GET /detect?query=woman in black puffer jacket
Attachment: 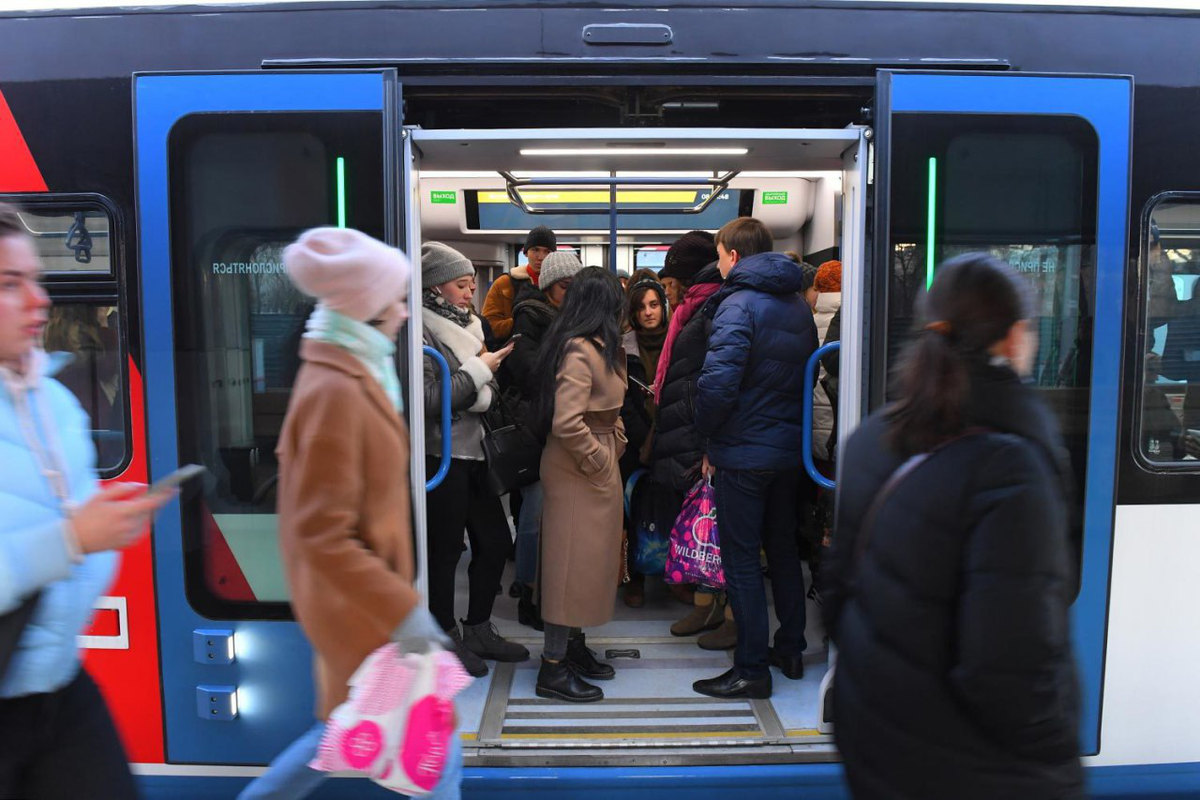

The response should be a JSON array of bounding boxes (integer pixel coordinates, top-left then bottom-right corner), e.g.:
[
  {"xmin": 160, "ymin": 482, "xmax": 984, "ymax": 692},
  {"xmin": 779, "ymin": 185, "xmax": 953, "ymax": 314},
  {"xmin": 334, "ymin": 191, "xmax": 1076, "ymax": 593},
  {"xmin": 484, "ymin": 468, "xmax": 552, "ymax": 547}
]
[{"xmin": 823, "ymin": 254, "xmax": 1082, "ymax": 799}]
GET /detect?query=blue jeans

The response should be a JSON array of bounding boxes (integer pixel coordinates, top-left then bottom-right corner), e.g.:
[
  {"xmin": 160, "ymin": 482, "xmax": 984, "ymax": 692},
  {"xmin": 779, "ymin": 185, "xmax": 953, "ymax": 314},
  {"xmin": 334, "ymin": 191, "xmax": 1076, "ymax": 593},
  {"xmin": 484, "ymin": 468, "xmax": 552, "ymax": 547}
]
[
  {"xmin": 714, "ymin": 467, "xmax": 807, "ymax": 680},
  {"xmin": 238, "ymin": 721, "xmax": 463, "ymax": 800},
  {"xmin": 515, "ymin": 481, "xmax": 543, "ymax": 585}
]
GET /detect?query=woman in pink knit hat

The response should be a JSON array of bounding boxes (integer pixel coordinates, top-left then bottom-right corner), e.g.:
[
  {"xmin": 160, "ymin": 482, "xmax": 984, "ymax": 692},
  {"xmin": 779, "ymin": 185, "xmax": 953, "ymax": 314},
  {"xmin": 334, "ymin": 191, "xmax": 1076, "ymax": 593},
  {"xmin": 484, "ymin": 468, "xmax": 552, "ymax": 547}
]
[{"xmin": 240, "ymin": 228, "xmax": 461, "ymax": 800}]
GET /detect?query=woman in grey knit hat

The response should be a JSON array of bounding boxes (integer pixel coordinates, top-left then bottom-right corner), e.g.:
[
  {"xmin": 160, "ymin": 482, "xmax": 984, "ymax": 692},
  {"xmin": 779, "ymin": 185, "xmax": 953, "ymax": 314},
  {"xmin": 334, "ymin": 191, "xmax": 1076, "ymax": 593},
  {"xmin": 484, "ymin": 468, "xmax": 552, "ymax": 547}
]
[{"xmin": 420, "ymin": 241, "xmax": 529, "ymax": 677}]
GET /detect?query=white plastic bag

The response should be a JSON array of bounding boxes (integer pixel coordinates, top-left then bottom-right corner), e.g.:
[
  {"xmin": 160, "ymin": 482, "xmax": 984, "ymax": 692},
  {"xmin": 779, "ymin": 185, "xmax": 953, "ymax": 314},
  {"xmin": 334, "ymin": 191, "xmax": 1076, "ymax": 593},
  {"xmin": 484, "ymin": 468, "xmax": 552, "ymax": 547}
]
[{"xmin": 310, "ymin": 645, "xmax": 472, "ymax": 795}]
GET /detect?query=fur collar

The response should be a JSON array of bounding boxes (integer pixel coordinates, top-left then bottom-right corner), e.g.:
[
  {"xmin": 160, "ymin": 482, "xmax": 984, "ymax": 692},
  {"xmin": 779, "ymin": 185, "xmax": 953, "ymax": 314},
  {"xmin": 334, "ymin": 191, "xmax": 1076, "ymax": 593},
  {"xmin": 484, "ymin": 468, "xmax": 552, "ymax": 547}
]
[{"xmin": 422, "ymin": 309, "xmax": 484, "ymax": 364}]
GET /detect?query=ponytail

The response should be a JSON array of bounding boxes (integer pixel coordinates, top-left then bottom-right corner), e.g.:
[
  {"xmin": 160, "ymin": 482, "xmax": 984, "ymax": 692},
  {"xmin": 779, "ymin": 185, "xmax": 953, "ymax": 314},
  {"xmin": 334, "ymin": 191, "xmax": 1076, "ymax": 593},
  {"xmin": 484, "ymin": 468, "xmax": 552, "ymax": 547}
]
[{"xmin": 885, "ymin": 253, "xmax": 1030, "ymax": 456}]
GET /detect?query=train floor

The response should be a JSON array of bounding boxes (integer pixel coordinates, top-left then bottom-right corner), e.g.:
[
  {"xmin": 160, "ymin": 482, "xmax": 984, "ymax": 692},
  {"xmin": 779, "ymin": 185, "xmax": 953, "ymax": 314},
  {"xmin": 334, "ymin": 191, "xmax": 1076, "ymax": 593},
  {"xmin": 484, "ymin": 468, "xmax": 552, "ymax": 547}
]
[{"xmin": 449, "ymin": 543, "xmax": 834, "ymax": 765}]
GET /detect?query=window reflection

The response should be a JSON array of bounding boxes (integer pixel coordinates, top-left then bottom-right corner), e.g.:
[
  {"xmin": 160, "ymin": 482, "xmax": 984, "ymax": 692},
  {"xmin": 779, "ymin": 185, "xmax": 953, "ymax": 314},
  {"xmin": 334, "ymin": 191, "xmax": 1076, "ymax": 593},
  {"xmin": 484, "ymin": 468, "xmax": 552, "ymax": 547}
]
[
  {"xmin": 1141, "ymin": 201, "xmax": 1200, "ymax": 464},
  {"xmin": 43, "ymin": 304, "xmax": 126, "ymax": 472}
]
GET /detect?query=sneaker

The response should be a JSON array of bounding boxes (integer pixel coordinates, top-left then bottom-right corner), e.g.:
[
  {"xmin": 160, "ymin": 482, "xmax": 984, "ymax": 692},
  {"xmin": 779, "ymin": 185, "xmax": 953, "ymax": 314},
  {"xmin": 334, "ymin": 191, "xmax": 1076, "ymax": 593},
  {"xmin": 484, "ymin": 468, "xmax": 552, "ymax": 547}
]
[
  {"xmin": 670, "ymin": 595, "xmax": 725, "ymax": 637},
  {"xmin": 697, "ymin": 617, "xmax": 737, "ymax": 651},
  {"xmin": 448, "ymin": 626, "xmax": 488, "ymax": 677},
  {"xmin": 461, "ymin": 619, "xmax": 530, "ymax": 663}
]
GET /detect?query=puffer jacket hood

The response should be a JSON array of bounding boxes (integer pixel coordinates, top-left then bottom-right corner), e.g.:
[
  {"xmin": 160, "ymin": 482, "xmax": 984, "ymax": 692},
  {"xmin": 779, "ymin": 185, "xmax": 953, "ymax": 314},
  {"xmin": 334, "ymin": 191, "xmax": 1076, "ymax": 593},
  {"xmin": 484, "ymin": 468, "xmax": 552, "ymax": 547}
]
[
  {"xmin": 693, "ymin": 252, "xmax": 817, "ymax": 470},
  {"xmin": 715, "ymin": 251, "xmax": 807, "ymax": 300}
]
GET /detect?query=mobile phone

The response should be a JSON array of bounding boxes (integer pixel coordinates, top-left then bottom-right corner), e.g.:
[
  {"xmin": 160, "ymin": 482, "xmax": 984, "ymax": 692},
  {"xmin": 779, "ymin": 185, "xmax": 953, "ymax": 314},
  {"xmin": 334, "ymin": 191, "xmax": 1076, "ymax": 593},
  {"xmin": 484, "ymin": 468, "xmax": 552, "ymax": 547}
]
[
  {"xmin": 629, "ymin": 376, "xmax": 654, "ymax": 396},
  {"xmin": 148, "ymin": 464, "xmax": 206, "ymax": 496},
  {"xmin": 508, "ymin": 334, "xmax": 524, "ymax": 342}
]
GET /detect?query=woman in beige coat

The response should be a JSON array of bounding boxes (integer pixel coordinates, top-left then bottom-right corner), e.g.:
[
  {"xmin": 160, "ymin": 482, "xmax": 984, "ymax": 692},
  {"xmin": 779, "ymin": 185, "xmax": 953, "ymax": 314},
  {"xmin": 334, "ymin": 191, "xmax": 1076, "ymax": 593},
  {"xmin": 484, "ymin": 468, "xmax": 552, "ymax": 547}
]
[{"xmin": 532, "ymin": 267, "xmax": 628, "ymax": 702}]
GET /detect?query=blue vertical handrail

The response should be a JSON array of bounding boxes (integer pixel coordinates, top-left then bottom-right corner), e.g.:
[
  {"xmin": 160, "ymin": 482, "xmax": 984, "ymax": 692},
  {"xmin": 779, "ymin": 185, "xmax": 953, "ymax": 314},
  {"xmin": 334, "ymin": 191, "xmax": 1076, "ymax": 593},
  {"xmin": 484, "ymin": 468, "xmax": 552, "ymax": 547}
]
[
  {"xmin": 423, "ymin": 345, "xmax": 453, "ymax": 491},
  {"xmin": 802, "ymin": 341, "xmax": 840, "ymax": 490}
]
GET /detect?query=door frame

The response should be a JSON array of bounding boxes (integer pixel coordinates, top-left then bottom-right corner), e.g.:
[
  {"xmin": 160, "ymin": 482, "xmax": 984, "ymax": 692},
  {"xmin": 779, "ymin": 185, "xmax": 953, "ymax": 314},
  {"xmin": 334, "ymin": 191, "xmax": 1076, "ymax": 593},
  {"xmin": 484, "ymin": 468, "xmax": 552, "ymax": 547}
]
[{"xmin": 872, "ymin": 70, "xmax": 1134, "ymax": 754}]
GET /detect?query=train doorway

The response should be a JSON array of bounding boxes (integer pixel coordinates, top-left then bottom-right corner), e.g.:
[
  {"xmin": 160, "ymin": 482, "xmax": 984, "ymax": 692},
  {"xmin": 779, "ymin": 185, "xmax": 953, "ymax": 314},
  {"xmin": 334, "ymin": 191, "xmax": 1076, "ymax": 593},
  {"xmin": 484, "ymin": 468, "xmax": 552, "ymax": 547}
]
[{"xmin": 404, "ymin": 126, "xmax": 868, "ymax": 764}]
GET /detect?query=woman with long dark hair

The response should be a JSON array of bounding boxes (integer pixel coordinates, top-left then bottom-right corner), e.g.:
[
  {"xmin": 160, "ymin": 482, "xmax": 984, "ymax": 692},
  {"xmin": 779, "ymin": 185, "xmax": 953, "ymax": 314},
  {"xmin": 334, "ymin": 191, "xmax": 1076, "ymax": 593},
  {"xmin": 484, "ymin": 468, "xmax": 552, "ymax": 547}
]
[
  {"xmin": 823, "ymin": 254, "xmax": 1083, "ymax": 798},
  {"xmin": 618, "ymin": 275, "xmax": 670, "ymax": 608},
  {"xmin": 532, "ymin": 267, "xmax": 627, "ymax": 702}
]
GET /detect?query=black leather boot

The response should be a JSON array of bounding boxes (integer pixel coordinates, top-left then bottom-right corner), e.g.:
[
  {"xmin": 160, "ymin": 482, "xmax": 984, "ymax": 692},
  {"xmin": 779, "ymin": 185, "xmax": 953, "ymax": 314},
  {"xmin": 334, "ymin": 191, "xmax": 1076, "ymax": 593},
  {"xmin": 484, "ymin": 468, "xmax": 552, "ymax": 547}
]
[
  {"xmin": 518, "ymin": 584, "xmax": 544, "ymax": 632},
  {"xmin": 566, "ymin": 632, "xmax": 615, "ymax": 680},
  {"xmin": 693, "ymin": 668, "xmax": 772, "ymax": 699},
  {"xmin": 536, "ymin": 657, "xmax": 603, "ymax": 703}
]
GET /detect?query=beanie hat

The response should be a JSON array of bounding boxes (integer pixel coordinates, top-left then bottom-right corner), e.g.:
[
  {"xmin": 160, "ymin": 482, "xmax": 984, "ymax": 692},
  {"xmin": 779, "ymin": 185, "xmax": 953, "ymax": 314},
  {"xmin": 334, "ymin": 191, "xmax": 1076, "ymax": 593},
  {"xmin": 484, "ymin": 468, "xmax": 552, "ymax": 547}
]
[
  {"xmin": 523, "ymin": 225, "xmax": 557, "ymax": 254},
  {"xmin": 421, "ymin": 241, "xmax": 475, "ymax": 289},
  {"xmin": 284, "ymin": 227, "xmax": 410, "ymax": 322},
  {"xmin": 659, "ymin": 230, "xmax": 717, "ymax": 282},
  {"xmin": 798, "ymin": 261, "xmax": 819, "ymax": 292},
  {"xmin": 815, "ymin": 260, "xmax": 842, "ymax": 293},
  {"xmin": 539, "ymin": 250, "xmax": 584, "ymax": 290}
]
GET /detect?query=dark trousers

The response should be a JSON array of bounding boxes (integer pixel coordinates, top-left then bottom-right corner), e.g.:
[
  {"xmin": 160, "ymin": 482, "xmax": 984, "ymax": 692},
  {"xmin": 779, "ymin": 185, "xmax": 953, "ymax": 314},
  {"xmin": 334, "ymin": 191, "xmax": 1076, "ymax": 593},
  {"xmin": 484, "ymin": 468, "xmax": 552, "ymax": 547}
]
[
  {"xmin": 714, "ymin": 467, "xmax": 808, "ymax": 679},
  {"xmin": 425, "ymin": 457, "xmax": 511, "ymax": 631},
  {"xmin": 0, "ymin": 670, "xmax": 137, "ymax": 799}
]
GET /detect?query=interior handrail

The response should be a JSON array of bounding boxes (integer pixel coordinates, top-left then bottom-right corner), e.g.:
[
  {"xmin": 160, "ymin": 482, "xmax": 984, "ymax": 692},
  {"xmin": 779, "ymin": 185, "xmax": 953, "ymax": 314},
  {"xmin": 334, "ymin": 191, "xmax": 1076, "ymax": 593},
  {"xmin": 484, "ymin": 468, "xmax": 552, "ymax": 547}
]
[
  {"xmin": 496, "ymin": 171, "xmax": 739, "ymax": 216},
  {"xmin": 424, "ymin": 345, "xmax": 453, "ymax": 491},
  {"xmin": 802, "ymin": 341, "xmax": 840, "ymax": 490}
]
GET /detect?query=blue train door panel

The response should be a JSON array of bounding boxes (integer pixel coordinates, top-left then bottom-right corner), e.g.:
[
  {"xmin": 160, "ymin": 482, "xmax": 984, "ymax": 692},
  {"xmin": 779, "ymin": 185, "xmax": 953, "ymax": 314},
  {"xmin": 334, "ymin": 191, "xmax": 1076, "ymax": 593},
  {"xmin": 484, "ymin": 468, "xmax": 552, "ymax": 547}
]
[
  {"xmin": 873, "ymin": 71, "xmax": 1132, "ymax": 755},
  {"xmin": 134, "ymin": 70, "xmax": 406, "ymax": 763}
]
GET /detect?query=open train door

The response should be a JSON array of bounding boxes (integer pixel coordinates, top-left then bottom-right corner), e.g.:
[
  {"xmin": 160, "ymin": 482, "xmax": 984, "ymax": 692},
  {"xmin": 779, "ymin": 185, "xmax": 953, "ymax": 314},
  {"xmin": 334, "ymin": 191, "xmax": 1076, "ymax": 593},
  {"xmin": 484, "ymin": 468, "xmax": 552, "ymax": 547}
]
[
  {"xmin": 133, "ymin": 70, "xmax": 418, "ymax": 765},
  {"xmin": 869, "ymin": 71, "xmax": 1132, "ymax": 755}
]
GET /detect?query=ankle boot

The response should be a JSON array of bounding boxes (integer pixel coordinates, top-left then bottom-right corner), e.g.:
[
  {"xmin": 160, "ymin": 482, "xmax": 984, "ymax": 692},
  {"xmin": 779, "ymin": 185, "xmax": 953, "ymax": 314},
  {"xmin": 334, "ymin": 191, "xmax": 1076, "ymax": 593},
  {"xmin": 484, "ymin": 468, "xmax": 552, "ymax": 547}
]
[
  {"xmin": 536, "ymin": 657, "xmax": 603, "ymax": 703},
  {"xmin": 461, "ymin": 619, "xmax": 530, "ymax": 663},
  {"xmin": 566, "ymin": 632, "xmax": 615, "ymax": 680},
  {"xmin": 447, "ymin": 626, "xmax": 488, "ymax": 677},
  {"xmin": 671, "ymin": 592, "xmax": 725, "ymax": 637},
  {"xmin": 517, "ymin": 584, "xmax": 544, "ymax": 632},
  {"xmin": 623, "ymin": 574, "xmax": 645, "ymax": 608},
  {"xmin": 697, "ymin": 606, "xmax": 737, "ymax": 651}
]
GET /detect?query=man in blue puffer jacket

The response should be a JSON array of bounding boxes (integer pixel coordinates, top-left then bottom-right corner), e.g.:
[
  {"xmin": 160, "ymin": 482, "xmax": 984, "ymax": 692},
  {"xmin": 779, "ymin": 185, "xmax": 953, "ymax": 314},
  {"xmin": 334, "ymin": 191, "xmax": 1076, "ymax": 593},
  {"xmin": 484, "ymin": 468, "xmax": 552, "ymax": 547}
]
[{"xmin": 691, "ymin": 217, "xmax": 818, "ymax": 700}]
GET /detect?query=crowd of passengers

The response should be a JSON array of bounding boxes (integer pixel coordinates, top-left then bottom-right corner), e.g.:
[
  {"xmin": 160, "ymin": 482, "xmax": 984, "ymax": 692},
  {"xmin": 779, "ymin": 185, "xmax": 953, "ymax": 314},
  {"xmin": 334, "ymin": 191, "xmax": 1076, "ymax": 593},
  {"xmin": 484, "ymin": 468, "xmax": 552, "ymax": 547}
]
[
  {"xmin": 419, "ymin": 219, "xmax": 842, "ymax": 704},
  {"xmin": 0, "ymin": 201, "xmax": 1084, "ymax": 799}
]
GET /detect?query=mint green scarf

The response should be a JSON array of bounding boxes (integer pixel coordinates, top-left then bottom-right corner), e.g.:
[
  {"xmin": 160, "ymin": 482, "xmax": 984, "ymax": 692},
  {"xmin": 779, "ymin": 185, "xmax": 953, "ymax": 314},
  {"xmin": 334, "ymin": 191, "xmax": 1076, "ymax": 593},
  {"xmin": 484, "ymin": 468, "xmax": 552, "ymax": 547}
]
[{"xmin": 303, "ymin": 304, "xmax": 403, "ymax": 412}]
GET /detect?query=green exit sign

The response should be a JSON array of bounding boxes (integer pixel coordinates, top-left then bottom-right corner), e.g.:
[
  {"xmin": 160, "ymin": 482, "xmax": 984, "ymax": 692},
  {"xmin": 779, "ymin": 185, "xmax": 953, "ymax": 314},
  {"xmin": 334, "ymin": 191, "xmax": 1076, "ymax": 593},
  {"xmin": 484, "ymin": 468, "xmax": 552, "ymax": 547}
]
[
  {"xmin": 431, "ymin": 190, "xmax": 458, "ymax": 204},
  {"xmin": 762, "ymin": 191, "xmax": 788, "ymax": 205}
]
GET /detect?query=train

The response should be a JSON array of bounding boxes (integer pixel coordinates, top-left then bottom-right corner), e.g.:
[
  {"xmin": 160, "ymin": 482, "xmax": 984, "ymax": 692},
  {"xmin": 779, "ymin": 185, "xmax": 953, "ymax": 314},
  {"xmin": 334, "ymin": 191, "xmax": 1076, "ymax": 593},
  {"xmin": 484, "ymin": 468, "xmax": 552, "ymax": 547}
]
[{"xmin": 2, "ymin": 0, "xmax": 1199, "ymax": 796}]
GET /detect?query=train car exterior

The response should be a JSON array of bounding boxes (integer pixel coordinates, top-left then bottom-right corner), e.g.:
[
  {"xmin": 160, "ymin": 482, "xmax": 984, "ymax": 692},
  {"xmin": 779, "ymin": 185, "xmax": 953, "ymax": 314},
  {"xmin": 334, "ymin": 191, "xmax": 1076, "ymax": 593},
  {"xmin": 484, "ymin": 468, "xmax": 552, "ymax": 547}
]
[{"xmin": 1, "ymin": 1, "xmax": 1199, "ymax": 796}]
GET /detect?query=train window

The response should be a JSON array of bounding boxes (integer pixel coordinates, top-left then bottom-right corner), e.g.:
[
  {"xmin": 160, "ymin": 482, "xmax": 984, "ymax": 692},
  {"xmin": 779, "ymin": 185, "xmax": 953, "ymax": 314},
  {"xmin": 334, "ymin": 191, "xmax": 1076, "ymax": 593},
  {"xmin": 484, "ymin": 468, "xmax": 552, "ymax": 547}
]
[
  {"xmin": 886, "ymin": 114, "xmax": 1099, "ymax": 551},
  {"xmin": 1139, "ymin": 196, "xmax": 1200, "ymax": 467},
  {"xmin": 167, "ymin": 111, "xmax": 385, "ymax": 620},
  {"xmin": 17, "ymin": 206, "xmax": 112, "ymax": 274},
  {"xmin": 43, "ymin": 303, "xmax": 127, "ymax": 474}
]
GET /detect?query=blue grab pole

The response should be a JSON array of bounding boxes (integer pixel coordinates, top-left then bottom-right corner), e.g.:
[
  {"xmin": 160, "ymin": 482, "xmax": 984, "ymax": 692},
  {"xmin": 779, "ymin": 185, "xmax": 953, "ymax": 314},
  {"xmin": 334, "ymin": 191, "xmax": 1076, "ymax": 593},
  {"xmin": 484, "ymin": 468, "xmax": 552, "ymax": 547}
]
[
  {"xmin": 423, "ymin": 345, "xmax": 453, "ymax": 491},
  {"xmin": 802, "ymin": 341, "xmax": 840, "ymax": 490}
]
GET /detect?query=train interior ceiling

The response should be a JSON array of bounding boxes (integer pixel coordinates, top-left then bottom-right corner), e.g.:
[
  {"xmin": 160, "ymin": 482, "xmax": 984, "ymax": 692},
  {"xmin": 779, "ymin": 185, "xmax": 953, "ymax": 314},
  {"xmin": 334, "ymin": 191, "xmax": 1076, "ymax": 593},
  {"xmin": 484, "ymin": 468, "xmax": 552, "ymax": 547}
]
[
  {"xmin": 408, "ymin": 129, "xmax": 857, "ymax": 760},
  {"xmin": 412, "ymin": 129, "xmax": 854, "ymax": 303}
]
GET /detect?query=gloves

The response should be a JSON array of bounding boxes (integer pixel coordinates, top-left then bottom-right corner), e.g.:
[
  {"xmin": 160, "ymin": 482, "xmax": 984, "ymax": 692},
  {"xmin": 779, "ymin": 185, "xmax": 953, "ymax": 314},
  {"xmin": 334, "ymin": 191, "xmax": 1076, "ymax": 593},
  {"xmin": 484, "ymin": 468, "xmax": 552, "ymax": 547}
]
[{"xmin": 391, "ymin": 605, "xmax": 452, "ymax": 655}]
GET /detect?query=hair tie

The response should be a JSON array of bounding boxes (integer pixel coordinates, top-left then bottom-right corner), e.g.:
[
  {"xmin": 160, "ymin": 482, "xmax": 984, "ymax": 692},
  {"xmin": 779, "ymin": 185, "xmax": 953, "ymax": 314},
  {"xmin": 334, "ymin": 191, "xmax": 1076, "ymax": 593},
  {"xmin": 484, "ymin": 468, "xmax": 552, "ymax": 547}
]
[{"xmin": 925, "ymin": 320, "xmax": 952, "ymax": 336}]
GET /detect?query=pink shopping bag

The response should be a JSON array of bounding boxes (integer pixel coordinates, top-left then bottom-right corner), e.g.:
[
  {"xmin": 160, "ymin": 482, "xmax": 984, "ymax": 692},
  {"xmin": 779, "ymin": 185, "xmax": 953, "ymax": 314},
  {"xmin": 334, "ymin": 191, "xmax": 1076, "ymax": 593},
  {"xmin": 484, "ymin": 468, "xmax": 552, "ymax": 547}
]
[
  {"xmin": 664, "ymin": 477, "xmax": 725, "ymax": 589},
  {"xmin": 310, "ymin": 645, "xmax": 472, "ymax": 795}
]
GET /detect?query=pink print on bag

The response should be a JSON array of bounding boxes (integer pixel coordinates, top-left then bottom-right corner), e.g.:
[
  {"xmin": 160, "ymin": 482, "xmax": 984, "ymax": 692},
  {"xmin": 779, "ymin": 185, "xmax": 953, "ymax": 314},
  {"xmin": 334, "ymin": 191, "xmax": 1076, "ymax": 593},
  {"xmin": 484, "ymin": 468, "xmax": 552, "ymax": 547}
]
[
  {"xmin": 665, "ymin": 477, "xmax": 725, "ymax": 589},
  {"xmin": 310, "ymin": 646, "xmax": 472, "ymax": 796}
]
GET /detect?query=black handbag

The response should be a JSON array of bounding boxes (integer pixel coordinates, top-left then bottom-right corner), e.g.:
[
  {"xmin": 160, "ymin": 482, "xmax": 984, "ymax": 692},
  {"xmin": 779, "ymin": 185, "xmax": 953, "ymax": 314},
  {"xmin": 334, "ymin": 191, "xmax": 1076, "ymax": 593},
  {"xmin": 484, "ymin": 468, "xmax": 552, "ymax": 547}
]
[
  {"xmin": 480, "ymin": 393, "xmax": 542, "ymax": 496},
  {"xmin": 0, "ymin": 592, "xmax": 40, "ymax": 680}
]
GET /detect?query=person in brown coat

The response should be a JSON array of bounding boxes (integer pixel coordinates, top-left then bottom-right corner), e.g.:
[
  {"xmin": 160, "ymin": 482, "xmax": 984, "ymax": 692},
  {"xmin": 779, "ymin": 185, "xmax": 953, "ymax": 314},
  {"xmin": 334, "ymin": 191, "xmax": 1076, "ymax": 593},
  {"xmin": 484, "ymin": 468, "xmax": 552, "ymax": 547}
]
[
  {"xmin": 240, "ymin": 228, "xmax": 459, "ymax": 800},
  {"xmin": 531, "ymin": 267, "xmax": 628, "ymax": 703}
]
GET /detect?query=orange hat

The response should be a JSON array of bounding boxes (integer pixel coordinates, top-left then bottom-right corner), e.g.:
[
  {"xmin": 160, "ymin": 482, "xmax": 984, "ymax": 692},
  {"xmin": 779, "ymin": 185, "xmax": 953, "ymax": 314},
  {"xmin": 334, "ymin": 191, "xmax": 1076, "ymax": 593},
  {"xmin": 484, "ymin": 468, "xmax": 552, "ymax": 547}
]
[{"xmin": 815, "ymin": 260, "xmax": 842, "ymax": 293}]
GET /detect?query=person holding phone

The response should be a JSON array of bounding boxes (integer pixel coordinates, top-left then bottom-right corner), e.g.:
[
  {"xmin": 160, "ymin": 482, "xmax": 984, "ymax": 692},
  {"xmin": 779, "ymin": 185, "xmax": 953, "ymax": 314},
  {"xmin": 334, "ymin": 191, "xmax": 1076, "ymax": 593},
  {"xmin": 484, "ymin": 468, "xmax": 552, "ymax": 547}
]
[
  {"xmin": 420, "ymin": 242, "xmax": 529, "ymax": 677},
  {"xmin": 0, "ymin": 202, "xmax": 173, "ymax": 798}
]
